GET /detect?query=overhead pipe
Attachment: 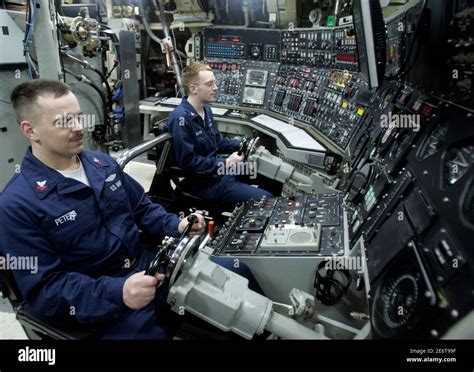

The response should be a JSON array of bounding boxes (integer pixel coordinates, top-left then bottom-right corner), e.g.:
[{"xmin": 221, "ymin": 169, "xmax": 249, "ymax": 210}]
[{"xmin": 139, "ymin": 0, "xmax": 185, "ymax": 96}]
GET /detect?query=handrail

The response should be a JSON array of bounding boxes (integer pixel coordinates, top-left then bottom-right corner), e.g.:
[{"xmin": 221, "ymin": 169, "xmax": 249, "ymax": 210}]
[{"xmin": 117, "ymin": 133, "xmax": 172, "ymax": 169}]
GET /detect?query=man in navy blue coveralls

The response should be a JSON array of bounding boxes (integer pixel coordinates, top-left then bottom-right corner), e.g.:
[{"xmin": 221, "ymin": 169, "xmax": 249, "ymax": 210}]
[
  {"xmin": 0, "ymin": 80, "xmax": 206, "ymax": 339},
  {"xmin": 167, "ymin": 63, "xmax": 272, "ymax": 203}
]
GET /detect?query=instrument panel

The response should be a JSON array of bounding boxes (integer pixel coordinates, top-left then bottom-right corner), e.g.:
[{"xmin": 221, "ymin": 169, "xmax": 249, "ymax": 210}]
[
  {"xmin": 204, "ymin": 28, "xmax": 281, "ymax": 62},
  {"xmin": 212, "ymin": 194, "xmax": 345, "ymax": 256},
  {"xmin": 203, "ymin": 26, "xmax": 364, "ymax": 151},
  {"xmin": 200, "ymin": 11, "xmax": 473, "ymax": 339}
]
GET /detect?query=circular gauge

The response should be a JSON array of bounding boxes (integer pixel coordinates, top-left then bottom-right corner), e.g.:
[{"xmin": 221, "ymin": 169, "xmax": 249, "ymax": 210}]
[
  {"xmin": 289, "ymin": 231, "xmax": 312, "ymax": 244},
  {"xmin": 372, "ymin": 269, "xmax": 424, "ymax": 338},
  {"xmin": 238, "ymin": 216, "xmax": 266, "ymax": 231},
  {"xmin": 444, "ymin": 145, "xmax": 474, "ymax": 185},
  {"xmin": 381, "ymin": 273, "xmax": 420, "ymax": 330},
  {"xmin": 371, "ymin": 247, "xmax": 437, "ymax": 339},
  {"xmin": 250, "ymin": 46, "xmax": 261, "ymax": 59},
  {"xmin": 70, "ymin": 17, "xmax": 92, "ymax": 43}
]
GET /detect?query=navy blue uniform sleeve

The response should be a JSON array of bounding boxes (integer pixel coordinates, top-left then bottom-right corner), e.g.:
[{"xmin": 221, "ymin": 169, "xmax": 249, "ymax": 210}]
[
  {"xmin": 120, "ymin": 169, "xmax": 180, "ymax": 238},
  {"xmin": 0, "ymin": 201, "xmax": 127, "ymax": 324},
  {"xmin": 168, "ymin": 115, "xmax": 226, "ymax": 174},
  {"xmin": 208, "ymin": 110, "xmax": 240, "ymax": 153},
  {"xmin": 215, "ymin": 130, "xmax": 240, "ymax": 154}
]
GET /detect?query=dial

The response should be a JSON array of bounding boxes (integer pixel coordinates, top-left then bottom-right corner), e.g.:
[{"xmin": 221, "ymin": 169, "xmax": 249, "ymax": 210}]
[
  {"xmin": 249, "ymin": 45, "xmax": 262, "ymax": 59},
  {"xmin": 372, "ymin": 266, "xmax": 426, "ymax": 339},
  {"xmin": 444, "ymin": 144, "xmax": 474, "ymax": 185},
  {"xmin": 370, "ymin": 244, "xmax": 437, "ymax": 339},
  {"xmin": 237, "ymin": 216, "xmax": 267, "ymax": 232},
  {"xmin": 381, "ymin": 273, "xmax": 420, "ymax": 330}
]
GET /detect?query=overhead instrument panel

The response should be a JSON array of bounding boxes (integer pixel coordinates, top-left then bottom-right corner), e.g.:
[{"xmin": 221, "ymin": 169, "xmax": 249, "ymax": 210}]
[
  {"xmin": 204, "ymin": 28, "xmax": 280, "ymax": 62},
  {"xmin": 202, "ymin": 25, "xmax": 365, "ymax": 150},
  {"xmin": 280, "ymin": 26, "xmax": 358, "ymax": 71},
  {"xmin": 204, "ymin": 28, "xmax": 280, "ymax": 110}
]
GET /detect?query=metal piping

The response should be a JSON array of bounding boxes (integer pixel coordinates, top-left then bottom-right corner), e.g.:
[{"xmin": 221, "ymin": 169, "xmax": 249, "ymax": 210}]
[
  {"xmin": 139, "ymin": 0, "xmax": 185, "ymax": 96},
  {"xmin": 116, "ymin": 133, "xmax": 172, "ymax": 169}
]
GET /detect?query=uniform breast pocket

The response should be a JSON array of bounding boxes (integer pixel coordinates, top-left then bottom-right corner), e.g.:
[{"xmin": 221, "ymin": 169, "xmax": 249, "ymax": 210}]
[
  {"xmin": 102, "ymin": 175, "xmax": 130, "ymax": 213},
  {"xmin": 44, "ymin": 206, "xmax": 98, "ymax": 252},
  {"xmin": 194, "ymin": 133, "xmax": 214, "ymax": 154}
]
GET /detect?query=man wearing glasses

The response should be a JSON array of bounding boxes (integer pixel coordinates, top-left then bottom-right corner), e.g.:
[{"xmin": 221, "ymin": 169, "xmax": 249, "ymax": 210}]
[{"xmin": 167, "ymin": 63, "xmax": 272, "ymax": 203}]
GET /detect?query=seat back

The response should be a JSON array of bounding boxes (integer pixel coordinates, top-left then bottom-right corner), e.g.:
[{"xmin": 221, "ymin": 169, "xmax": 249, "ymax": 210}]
[{"xmin": 147, "ymin": 119, "xmax": 185, "ymax": 203}]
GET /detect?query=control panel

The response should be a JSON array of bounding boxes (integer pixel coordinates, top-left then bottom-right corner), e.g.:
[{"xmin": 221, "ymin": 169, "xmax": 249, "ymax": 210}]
[
  {"xmin": 204, "ymin": 28, "xmax": 281, "ymax": 62},
  {"xmin": 341, "ymin": 79, "xmax": 474, "ymax": 338},
  {"xmin": 269, "ymin": 65, "xmax": 368, "ymax": 149},
  {"xmin": 208, "ymin": 59, "xmax": 279, "ymax": 109},
  {"xmin": 203, "ymin": 26, "xmax": 363, "ymax": 151},
  {"xmin": 240, "ymin": 61, "xmax": 279, "ymax": 109},
  {"xmin": 281, "ymin": 26, "xmax": 358, "ymax": 71},
  {"xmin": 207, "ymin": 59, "xmax": 245, "ymax": 106},
  {"xmin": 211, "ymin": 194, "xmax": 345, "ymax": 256},
  {"xmin": 193, "ymin": 3, "xmax": 474, "ymax": 340},
  {"xmin": 343, "ymin": 80, "xmax": 437, "ymax": 244}
]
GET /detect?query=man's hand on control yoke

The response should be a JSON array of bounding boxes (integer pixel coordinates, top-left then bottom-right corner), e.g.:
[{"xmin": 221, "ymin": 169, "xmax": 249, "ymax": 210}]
[
  {"xmin": 123, "ymin": 214, "xmax": 204, "ymax": 309},
  {"xmin": 123, "ymin": 271, "xmax": 165, "ymax": 310},
  {"xmin": 226, "ymin": 151, "xmax": 244, "ymax": 169},
  {"xmin": 178, "ymin": 213, "xmax": 206, "ymax": 235}
]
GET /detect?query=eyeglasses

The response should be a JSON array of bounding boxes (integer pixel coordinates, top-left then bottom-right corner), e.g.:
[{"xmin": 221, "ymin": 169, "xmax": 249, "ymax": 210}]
[{"xmin": 198, "ymin": 80, "xmax": 218, "ymax": 88}]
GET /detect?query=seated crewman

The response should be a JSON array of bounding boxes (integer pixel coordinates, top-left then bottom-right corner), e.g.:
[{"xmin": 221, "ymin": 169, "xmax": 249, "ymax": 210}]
[
  {"xmin": 166, "ymin": 62, "xmax": 273, "ymax": 204},
  {"xmin": 0, "ymin": 79, "xmax": 206, "ymax": 339}
]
